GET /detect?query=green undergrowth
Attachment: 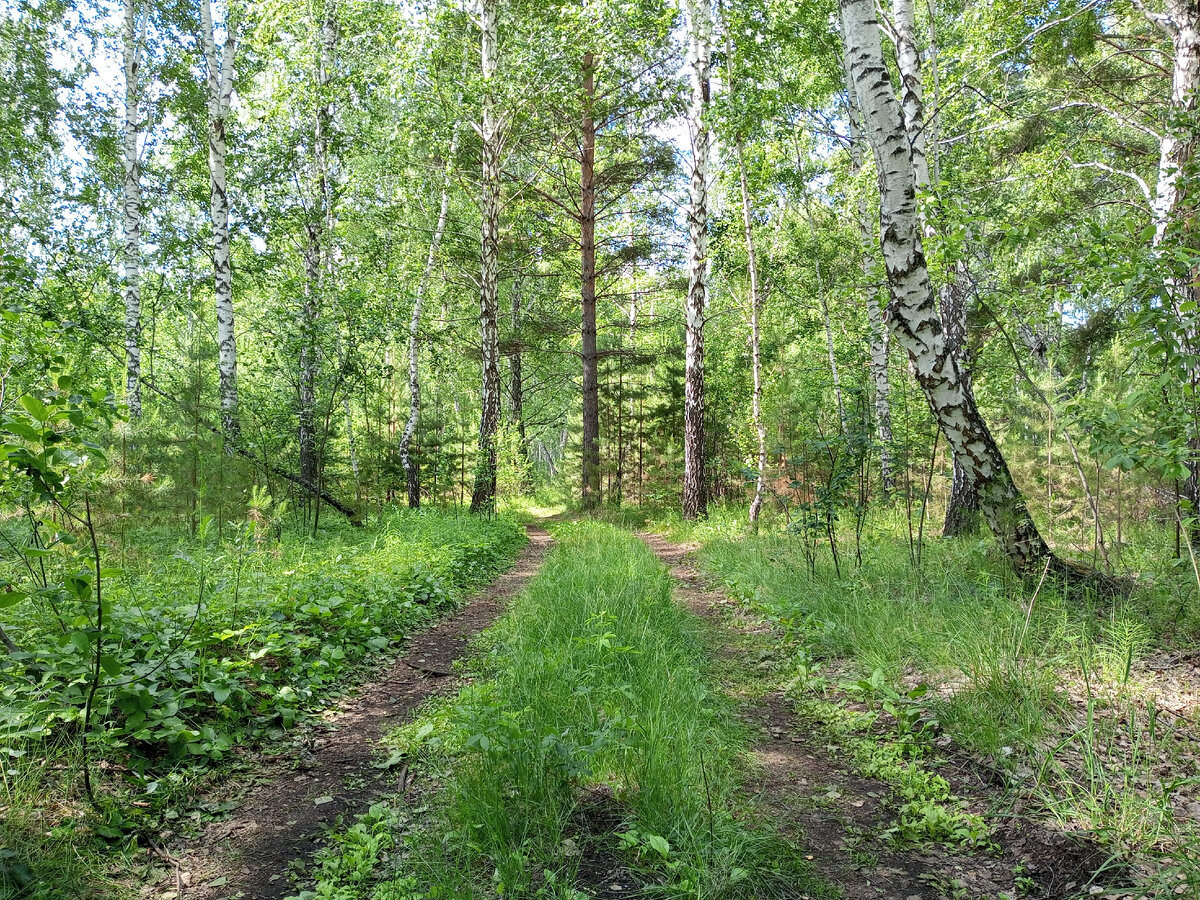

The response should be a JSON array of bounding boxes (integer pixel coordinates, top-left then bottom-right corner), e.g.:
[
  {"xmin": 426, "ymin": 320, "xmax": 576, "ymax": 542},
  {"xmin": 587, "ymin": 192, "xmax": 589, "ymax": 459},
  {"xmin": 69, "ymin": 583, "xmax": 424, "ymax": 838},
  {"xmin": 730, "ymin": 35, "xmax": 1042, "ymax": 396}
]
[
  {"xmin": 0, "ymin": 506, "xmax": 524, "ymax": 899},
  {"xmin": 682, "ymin": 506, "xmax": 1200, "ymax": 891},
  {"xmin": 293, "ymin": 522, "xmax": 829, "ymax": 900}
]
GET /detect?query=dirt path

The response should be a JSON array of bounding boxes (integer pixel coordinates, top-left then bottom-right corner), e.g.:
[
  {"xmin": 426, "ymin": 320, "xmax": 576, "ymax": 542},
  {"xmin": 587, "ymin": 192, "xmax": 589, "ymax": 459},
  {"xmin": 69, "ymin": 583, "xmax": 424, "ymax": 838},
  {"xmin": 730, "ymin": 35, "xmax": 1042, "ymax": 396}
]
[
  {"xmin": 167, "ymin": 525, "xmax": 553, "ymax": 900},
  {"xmin": 638, "ymin": 532, "xmax": 1114, "ymax": 900}
]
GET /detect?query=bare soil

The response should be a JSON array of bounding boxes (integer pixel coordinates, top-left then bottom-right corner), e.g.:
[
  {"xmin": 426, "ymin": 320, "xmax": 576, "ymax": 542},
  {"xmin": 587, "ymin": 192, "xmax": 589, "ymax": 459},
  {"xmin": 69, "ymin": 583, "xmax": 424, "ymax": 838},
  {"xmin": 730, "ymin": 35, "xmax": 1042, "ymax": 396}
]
[
  {"xmin": 637, "ymin": 531, "xmax": 1119, "ymax": 900},
  {"xmin": 157, "ymin": 526, "xmax": 553, "ymax": 900}
]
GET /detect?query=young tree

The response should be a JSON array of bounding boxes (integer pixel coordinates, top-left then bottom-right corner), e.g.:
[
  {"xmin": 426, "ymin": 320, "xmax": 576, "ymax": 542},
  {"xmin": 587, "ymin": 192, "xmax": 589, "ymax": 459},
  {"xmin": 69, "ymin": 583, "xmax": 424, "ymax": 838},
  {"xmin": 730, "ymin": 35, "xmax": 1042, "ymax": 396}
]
[{"xmin": 400, "ymin": 118, "xmax": 461, "ymax": 509}]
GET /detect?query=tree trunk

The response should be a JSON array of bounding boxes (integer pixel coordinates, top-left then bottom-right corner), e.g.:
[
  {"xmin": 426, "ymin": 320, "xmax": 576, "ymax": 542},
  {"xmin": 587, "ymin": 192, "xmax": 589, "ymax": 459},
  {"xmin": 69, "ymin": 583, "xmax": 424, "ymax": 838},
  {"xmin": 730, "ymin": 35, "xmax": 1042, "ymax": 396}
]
[
  {"xmin": 735, "ymin": 140, "xmax": 767, "ymax": 527},
  {"xmin": 939, "ymin": 268, "xmax": 981, "ymax": 535},
  {"xmin": 508, "ymin": 279, "xmax": 528, "ymax": 465},
  {"xmin": 200, "ymin": 0, "xmax": 239, "ymax": 446},
  {"xmin": 842, "ymin": 46, "xmax": 894, "ymax": 494},
  {"xmin": 890, "ymin": 0, "xmax": 980, "ymax": 532},
  {"xmin": 1144, "ymin": 0, "xmax": 1200, "ymax": 541},
  {"xmin": 401, "ymin": 117, "xmax": 461, "ymax": 508},
  {"xmin": 682, "ymin": 0, "xmax": 712, "ymax": 521},
  {"xmin": 298, "ymin": 0, "xmax": 336, "ymax": 500},
  {"xmin": 470, "ymin": 0, "xmax": 502, "ymax": 514},
  {"xmin": 580, "ymin": 50, "xmax": 602, "ymax": 509},
  {"xmin": 122, "ymin": 0, "xmax": 144, "ymax": 419},
  {"xmin": 840, "ymin": 0, "xmax": 1056, "ymax": 573},
  {"xmin": 805, "ymin": 199, "xmax": 848, "ymax": 434}
]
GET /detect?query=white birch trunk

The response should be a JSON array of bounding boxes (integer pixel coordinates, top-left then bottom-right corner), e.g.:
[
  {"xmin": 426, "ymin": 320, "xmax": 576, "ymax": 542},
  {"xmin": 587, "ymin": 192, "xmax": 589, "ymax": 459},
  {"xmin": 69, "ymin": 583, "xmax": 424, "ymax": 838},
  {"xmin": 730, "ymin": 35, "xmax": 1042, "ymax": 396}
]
[
  {"xmin": 843, "ymin": 47, "xmax": 895, "ymax": 493},
  {"xmin": 401, "ymin": 119, "xmax": 461, "ymax": 509},
  {"xmin": 682, "ymin": 0, "xmax": 712, "ymax": 521},
  {"xmin": 200, "ymin": 0, "xmax": 239, "ymax": 445},
  {"xmin": 122, "ymin": 0, "xmax": 144, "ymax": 418},
  {"xmin": 470, "ymin": 0, "xmax": 502, "ymax": 514},
  {"xmin": 298, "ymin": 0, "xmax": 337, "ymax": 494},
  {"xmin": 841, "ymin": 0, "xmax": 1055, "ymax": 572},
  {"xmin": 1144, "ymin": 0, "xmax": 1200, "ymax": 541},
  {"xmin": 735, "ymin": 140, "xmax": 767, "ymax": 526}
]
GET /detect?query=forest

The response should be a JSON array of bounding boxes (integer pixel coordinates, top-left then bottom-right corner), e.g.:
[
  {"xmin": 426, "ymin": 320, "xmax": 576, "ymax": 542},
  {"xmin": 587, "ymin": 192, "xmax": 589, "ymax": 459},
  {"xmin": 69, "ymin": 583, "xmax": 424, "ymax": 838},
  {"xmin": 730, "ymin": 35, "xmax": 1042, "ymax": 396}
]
[{"xmin": 3, "ymin": 0, "xmax": 1200, "ymax": 896}]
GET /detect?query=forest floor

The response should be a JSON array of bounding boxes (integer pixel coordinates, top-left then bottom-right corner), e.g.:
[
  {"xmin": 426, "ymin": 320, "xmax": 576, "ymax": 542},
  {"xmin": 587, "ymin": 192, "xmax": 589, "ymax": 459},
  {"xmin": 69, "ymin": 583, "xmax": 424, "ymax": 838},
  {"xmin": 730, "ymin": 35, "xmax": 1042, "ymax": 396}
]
[
  {"xmin": 133, "ymin": 519, "xmax": 1185, "ymax": 900},
  {"xmin": 637, "ymin": 531, "xmax": 1122, "ymax": 900},
  {"xmin": 151, "ymin": 526, "xmax": 554, "ymax": 900}
]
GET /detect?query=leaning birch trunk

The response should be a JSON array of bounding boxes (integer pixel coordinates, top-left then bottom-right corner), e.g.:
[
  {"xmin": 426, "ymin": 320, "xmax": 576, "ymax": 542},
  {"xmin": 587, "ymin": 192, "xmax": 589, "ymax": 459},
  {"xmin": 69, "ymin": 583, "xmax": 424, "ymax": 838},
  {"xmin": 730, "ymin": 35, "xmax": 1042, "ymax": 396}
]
[
  {"xmin": 682, "ymin": 0, "xmax": 712, "ymax": 521},
  {"xmin": 122, "ymin": 0, "xmax": 144, "ymax": 419},
  {"xmin": 1143, "ymin": 0, "xmax": 1200, "ymax": 542},
  {"xmin": 842, "ymin": 47, "xmax": 894, "ymax": 494},
  {"xmin": 200, "ymin": 0, "xmax": 239, "ymax": 446},
  {"xmin": 890, "ymin": 0, "xmax": 979, "ymax": 533},
  {"xmin": 580, "ymin": 50, "xmax": 602, "ymax": 509},
  {"xmin": 400, "ymin": 119, "xmax": 461, "ymax": 508},
  {"xmin": 840, "ymin": 0, "xmax": 1058, "ymax": 573},
  {"xmin": 735, "ymin": 140, "xmax": 767, "ymax": 527},
  {"xmin": 470, "ymin": 0, "xmax": 502, "ymax": 514}
]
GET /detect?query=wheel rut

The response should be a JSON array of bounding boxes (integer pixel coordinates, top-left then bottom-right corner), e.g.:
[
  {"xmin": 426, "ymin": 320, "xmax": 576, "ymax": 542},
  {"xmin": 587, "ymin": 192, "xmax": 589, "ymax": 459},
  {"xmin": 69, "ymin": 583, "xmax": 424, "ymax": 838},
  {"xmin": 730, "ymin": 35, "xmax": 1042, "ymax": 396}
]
[
  {"xmin": 165, "ymin": 525, "xmax": 553, "ymax": 900},
  {"xmin": 637, "ymin": 530, "xmax": 1115, "ymax": 900}
]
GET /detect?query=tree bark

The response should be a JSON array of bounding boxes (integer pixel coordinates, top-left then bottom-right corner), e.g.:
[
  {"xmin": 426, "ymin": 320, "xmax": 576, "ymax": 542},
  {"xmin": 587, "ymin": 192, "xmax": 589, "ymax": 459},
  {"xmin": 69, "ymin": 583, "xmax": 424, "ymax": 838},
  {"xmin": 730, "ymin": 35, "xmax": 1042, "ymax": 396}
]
[
  {"xmin": 682, "ymin": 0, "xmax": 712, "ymax": 521},
  {"xmin": 200, "ymin": 0, "xmax": 239, "ymax": 446},
  {"xmin": 889, "ymin": 0, "xmax": 980, "ymax": 533},
  {"xmin": 1143, "ymin": 0, "xmax": 1200, "ymax": 542},
  {"xmin": 122, "ymin": 0, "xmax": 144, "ymax": 419},
  {"xmin": 842, "ymin": 46, "xmax": 895, "ymax": 494},
  {"xmin": 580, "ymin": 50, "xmax": 602, "ymax": 509},
  {"xmin": 841, "ymin": 0, "xmax": 1056, "ymax": 573},
  {"xmin": 470, "ymin": 0, "xmax": 502, "ymax": 514},
  {"xmin": 735, "ymin": 140, "xmax": 767, "ymax": 527},
  {"xmin": 298, "ymin": 0, "xmax": 336, "ymax": 498},
  {"xmin": 401, "ymin": 117, "xmax": 461, "ymax": 508}
]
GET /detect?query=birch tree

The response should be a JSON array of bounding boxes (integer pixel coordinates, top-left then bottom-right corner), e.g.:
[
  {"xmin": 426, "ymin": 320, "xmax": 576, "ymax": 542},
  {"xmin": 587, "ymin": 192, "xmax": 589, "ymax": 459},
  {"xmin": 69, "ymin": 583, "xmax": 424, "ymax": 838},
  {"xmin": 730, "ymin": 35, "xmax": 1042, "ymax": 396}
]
[
  {"xmin": 470, "ymin": 0, "xmax": 503, "ymax": 514},
  {"xmin": 400, "ymin": 118, "xmax": 461, "ymax": 509},
  {"xmin": 122, "ymin": 0, "xmax": 145, "ymax": 419},
  {"xmin": 887, "ymin": 0, "xmax": 979, "ymax": 533},
  {"xmin": 840, "ymin": 0, "xmax": 1059, "ymax": 573},
  {"xmin": 199, "ymin": 0, "xmax": 239, "ymax": 445},
  {"xmin": 842, "ymin": 47, "xmax": 894, "ymax": 494},
  {"xmin": 1141, "ymin": 0, "xmax": 1200, "ymax": 539},
  {"xmin": 682, "ymin": 0, "xmax": 712, "ymax": 521},
  {"xmin": 298, "ymin": 0, "xmax": 338, "ymax": 496}
]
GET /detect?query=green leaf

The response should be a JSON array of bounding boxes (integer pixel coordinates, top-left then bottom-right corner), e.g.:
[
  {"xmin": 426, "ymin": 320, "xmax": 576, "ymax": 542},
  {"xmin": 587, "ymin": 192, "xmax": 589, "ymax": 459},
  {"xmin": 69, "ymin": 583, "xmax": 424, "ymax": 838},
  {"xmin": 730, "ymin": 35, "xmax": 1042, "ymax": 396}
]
[
  {"xmin": 100, "ymin": 655, "xmax": 123, "ymax": 677},
  {"xmin": 644, "ymin": 834, "xmax": 670, "ymax": 857},
  {"xmin": 18, "ymin": 395, "xmax": 49, "ymax": 423},
  {"xmin": 69, "ymin": 631, "xmax": 92, "ymax": 655},
  {"xmin": 0, "ymin": 590, "xmax": 26, "ymax": 609}
]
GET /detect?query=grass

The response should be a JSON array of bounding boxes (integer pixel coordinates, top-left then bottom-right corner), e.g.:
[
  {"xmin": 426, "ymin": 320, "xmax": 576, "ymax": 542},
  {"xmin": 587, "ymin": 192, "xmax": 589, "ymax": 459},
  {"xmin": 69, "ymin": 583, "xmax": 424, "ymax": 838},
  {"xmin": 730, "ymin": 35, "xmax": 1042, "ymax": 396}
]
[
  {"xmin": 296, "ymin": 522, "xmax": 828, "ymax": 899},
  {"xmin": 0, "ymin": 505, "xmax": 525, "ymax": 900},
  {"xmin": 671, "ymin": 502, "xmax": 1200, "ymax": 890}
]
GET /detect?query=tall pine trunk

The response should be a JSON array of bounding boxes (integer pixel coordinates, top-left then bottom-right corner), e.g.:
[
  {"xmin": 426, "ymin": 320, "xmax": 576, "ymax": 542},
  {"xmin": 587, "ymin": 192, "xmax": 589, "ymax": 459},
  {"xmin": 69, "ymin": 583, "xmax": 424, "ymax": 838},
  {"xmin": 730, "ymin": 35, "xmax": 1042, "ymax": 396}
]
[
  {"xmin": 580, "ymin": 50, "xmax": 602, "ymax": 509},
  {"xmin": 682, "ymin": 0, "xmax": 712, "ymax": 521},
  {"xmin": 200, "ymin": 0, "xmax": 239, "ymax": 446},
  {"xmin": 122, "ymin": 0, "xmax": 144, "ymax": 419},
  {"xmin": 470, "ymin": 0, "xmax": 502, "ymax": 514},
  {"xmin": 841, "ymin": 0, "xmax": 1057, "ymax": 573},
  {"xmin": 401, "ymin": 118, "xmax": 461, "ymax": 508}
]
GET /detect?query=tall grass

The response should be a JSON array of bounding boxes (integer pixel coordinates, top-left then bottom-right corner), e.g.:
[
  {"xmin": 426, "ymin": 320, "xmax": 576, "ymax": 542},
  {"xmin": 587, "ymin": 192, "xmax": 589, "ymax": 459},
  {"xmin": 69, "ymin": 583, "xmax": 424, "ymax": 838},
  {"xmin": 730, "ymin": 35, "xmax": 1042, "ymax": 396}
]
[
  {"xmin": 370, "ymin": 522, "xmax": 825, "ymax": 899},
  {"xmin": 688, "ymin": 505, "xmax": 1200, "ymax": 877}
]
